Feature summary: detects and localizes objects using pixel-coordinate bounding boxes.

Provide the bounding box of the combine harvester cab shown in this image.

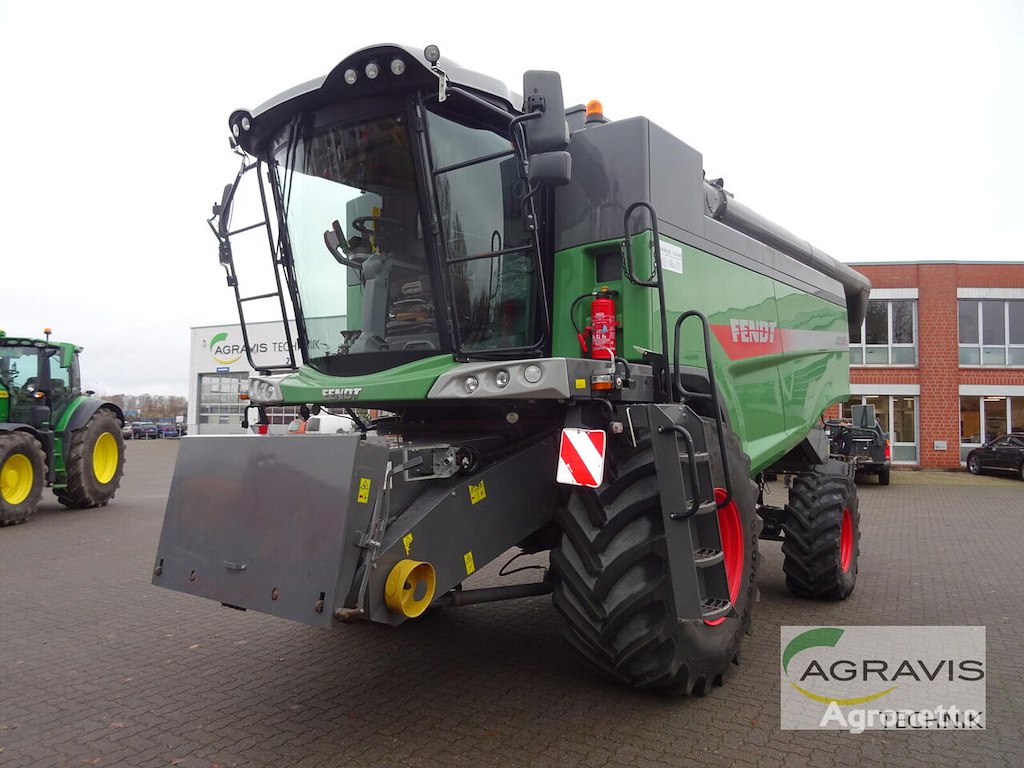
[153,44,869,694]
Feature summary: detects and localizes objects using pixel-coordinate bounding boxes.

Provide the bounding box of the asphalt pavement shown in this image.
[1,440,1022,767]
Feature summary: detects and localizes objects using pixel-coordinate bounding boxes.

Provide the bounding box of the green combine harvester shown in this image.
[153,44,870,694]
[0,330,126,525]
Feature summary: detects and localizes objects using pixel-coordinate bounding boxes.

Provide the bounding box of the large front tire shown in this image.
[0,432,46,525]
[782,473,860,600]
[55,409,125,509]
[551,426,758,695]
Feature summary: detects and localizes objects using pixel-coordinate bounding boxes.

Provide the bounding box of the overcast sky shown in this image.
[1,1,1021,395]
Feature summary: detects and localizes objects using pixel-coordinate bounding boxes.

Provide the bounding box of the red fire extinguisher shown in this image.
[587,288,619,360]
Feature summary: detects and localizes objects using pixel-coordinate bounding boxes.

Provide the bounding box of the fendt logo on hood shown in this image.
[322,387,362,401]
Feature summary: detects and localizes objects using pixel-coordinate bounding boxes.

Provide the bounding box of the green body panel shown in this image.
[49,394,96,480]
[278,354,458,405]
[0,391,8,422]
[551,231,849,474]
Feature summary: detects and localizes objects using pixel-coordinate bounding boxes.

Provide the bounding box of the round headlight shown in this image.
[495,370,510,388]
[240,116,251,131]
[523,364,543,384]
[344,68,358,85]
[231,123,240,138]
[365,61,380,79]
[390,58,406,75]
[465,376,479,394]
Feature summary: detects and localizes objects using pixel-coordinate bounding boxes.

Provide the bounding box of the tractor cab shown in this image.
[0,333,81,429]
[211,44,570,377]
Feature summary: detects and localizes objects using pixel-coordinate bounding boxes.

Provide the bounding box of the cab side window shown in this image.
[49,353,69,398]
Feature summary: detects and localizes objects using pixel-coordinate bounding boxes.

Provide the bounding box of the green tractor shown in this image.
[153,45,870,694]
[0,330,126,525]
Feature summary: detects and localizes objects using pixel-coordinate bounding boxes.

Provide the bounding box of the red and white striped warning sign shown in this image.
[556,428,607,488]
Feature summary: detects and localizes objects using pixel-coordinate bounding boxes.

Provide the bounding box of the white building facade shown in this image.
[187,320,302,434]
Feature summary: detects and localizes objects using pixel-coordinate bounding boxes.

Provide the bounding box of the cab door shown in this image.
[46,349,78,422]
[3,348,46,427]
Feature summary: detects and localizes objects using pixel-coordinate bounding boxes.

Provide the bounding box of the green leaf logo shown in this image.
[783,627,844,674]
[209,331,242,365]
[783,627,896,705]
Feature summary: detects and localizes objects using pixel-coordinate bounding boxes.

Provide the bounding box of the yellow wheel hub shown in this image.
[1,453,34,505]
[92,432,119,484]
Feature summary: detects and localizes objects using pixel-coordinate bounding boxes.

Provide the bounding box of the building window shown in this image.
[849,299,917,365]
[960,395,1024,461]
[198,372,301,432]
[958,299,1024,366]
[840,395,918,463]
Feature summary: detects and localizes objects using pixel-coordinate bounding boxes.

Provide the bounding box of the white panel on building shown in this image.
[188,321,301,435]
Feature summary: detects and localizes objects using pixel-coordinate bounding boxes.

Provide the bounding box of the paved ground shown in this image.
[1,440,1022,767]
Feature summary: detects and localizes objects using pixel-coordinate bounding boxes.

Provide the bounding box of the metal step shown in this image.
[693,548,724,567]
[642,404,735,622]
[700,597,733,622]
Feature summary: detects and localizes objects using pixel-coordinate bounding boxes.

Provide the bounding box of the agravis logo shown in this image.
[783,627,897,706]
[780,626,986,732]
[209,331,243,365]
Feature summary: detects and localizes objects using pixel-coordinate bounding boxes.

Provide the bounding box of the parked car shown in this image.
[285,413,356,435]
[121,422,135,439]
[158,422,179,438]
[966,433,1024,480]
[132,421,159,439]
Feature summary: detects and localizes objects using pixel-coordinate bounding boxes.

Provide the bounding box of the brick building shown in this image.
[830,261,1024,470]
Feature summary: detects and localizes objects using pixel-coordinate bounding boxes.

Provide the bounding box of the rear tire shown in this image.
[0,432,46,525]
[550,424,758,695]
[55,409,125,509]
[782,473,859,600]
[877,468,890,486]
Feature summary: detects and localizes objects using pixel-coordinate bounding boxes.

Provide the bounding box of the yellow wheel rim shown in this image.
[1,453,34,505]
[92,432,119,485]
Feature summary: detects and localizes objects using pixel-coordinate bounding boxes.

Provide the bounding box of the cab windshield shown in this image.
[270,99,543,375]
[272,107,440,375]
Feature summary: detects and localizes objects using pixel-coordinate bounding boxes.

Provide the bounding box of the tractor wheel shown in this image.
[0,432,46,525]
[877,468,891,486]
[550,425,758,695]
[781,473,860,600]
[55,409,125,509]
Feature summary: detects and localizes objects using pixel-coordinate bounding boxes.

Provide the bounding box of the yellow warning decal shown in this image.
[403,533,414,556]
[0,390,7,398]
[574,378,587,390]
[464,551,476,575]
[469,480,486,505]
[357,478,372,503]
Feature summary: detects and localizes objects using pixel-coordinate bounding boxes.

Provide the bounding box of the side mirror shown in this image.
[521,70,569,154]
[529,151,571,187]
[213,184,234,238]
[241,404,268,430]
